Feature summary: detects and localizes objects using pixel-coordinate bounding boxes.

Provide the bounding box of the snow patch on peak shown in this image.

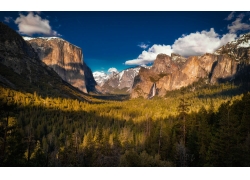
[23,37,35,41]
[94,65,151,89]
[23,36,61,41]
[108,67,119,74]
[119,71,124,81]
[93,71,109,86]
[23,36,81,49]
[140,64,152,69]
[93,71,106,76]
[237,40,250,48]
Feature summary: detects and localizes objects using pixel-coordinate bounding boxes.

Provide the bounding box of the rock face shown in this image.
[0,22,89,100]
[82,63,100,93]
[102,67,141,93]
[131,33,250,98]
[0,23,39,75]
[94,66,151,94]
[93,71,110,87]
[24,37,97,94]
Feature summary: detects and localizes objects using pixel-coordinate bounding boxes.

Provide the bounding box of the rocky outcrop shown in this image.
[171,53,187,63]
[131,34,250,98]
[99,66,151,94]
[0,22,89,101]
[24,37,90,93]
[82,63,101,93]
[0,23,39,75]
[93,71,110,87]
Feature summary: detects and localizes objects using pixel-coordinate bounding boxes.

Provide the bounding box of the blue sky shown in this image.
[1,11,250,74]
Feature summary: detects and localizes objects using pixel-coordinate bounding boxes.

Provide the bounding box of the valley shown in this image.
[1,20,250,167]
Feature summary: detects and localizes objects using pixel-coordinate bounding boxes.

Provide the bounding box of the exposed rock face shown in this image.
[0,22,89,101]
[106,67,141,92]
[24,37,89,93]
[214,33,250,60]
[93,71,110,87]
[82,63,100,93]
[171,53,187,63]
[97,66,151,94]
[131,34,250,98]
[0,23,39,75]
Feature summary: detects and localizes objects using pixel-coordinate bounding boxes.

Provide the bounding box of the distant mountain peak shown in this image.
[93,71,110,86]
[94,65,151,94]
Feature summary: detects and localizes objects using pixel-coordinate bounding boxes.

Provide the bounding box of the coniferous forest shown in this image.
[1,79,250,167]
[0,15,250,168]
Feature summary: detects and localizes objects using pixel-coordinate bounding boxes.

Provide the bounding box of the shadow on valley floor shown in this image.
[90,94,130,101]
[0,96,157,167]
[197,83,250,99]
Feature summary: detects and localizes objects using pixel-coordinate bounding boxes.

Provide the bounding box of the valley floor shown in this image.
[1,81,250,166]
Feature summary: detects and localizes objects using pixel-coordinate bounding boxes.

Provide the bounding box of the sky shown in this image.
[1,10,250,75]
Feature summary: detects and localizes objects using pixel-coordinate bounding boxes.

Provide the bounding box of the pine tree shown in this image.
[177,90,190,146]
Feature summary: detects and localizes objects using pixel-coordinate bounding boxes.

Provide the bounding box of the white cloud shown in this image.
[138,42,149,49]
[4,16,13,23]
[124,12,250,66]
[125,44,173,65]
[14,12,60,36]
[172,28,237,57]
[220,33,238,45]
[125,28,237,65]
[227,14,250,33]
[108,67,119,73]
[225,12,235,21]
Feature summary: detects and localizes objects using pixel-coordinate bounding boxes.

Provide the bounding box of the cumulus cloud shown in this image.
[172,28,237,57]
[225,11,235,21]
[4,16,13,23]
[14,12,60,36]
[108,67,119,74]
[125,44,173,65]
[124,12,250,66]
[227,13,250,33]
[138,42,149,49]
[125,28,237,66]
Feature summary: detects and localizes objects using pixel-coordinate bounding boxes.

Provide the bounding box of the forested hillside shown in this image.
[1,80,250,166]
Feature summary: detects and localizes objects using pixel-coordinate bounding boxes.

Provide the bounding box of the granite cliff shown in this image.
[24,37,98,94]
[131,33,250,98]
[0,22,90,100]
[94,66,151,94]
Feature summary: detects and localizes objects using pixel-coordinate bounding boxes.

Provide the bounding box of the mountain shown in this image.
[131,34,250,98]
[0,22,90,101]
[93,71,110,86]
[94,66,151,94]
[23,36,99,94]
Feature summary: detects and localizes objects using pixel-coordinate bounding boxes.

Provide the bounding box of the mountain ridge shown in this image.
[130,33,250,98]
[23,35,99,94]
[94,65,151,94]
[0,22,92,101]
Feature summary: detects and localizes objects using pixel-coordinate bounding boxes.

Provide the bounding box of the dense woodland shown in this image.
[1,79,250,167]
